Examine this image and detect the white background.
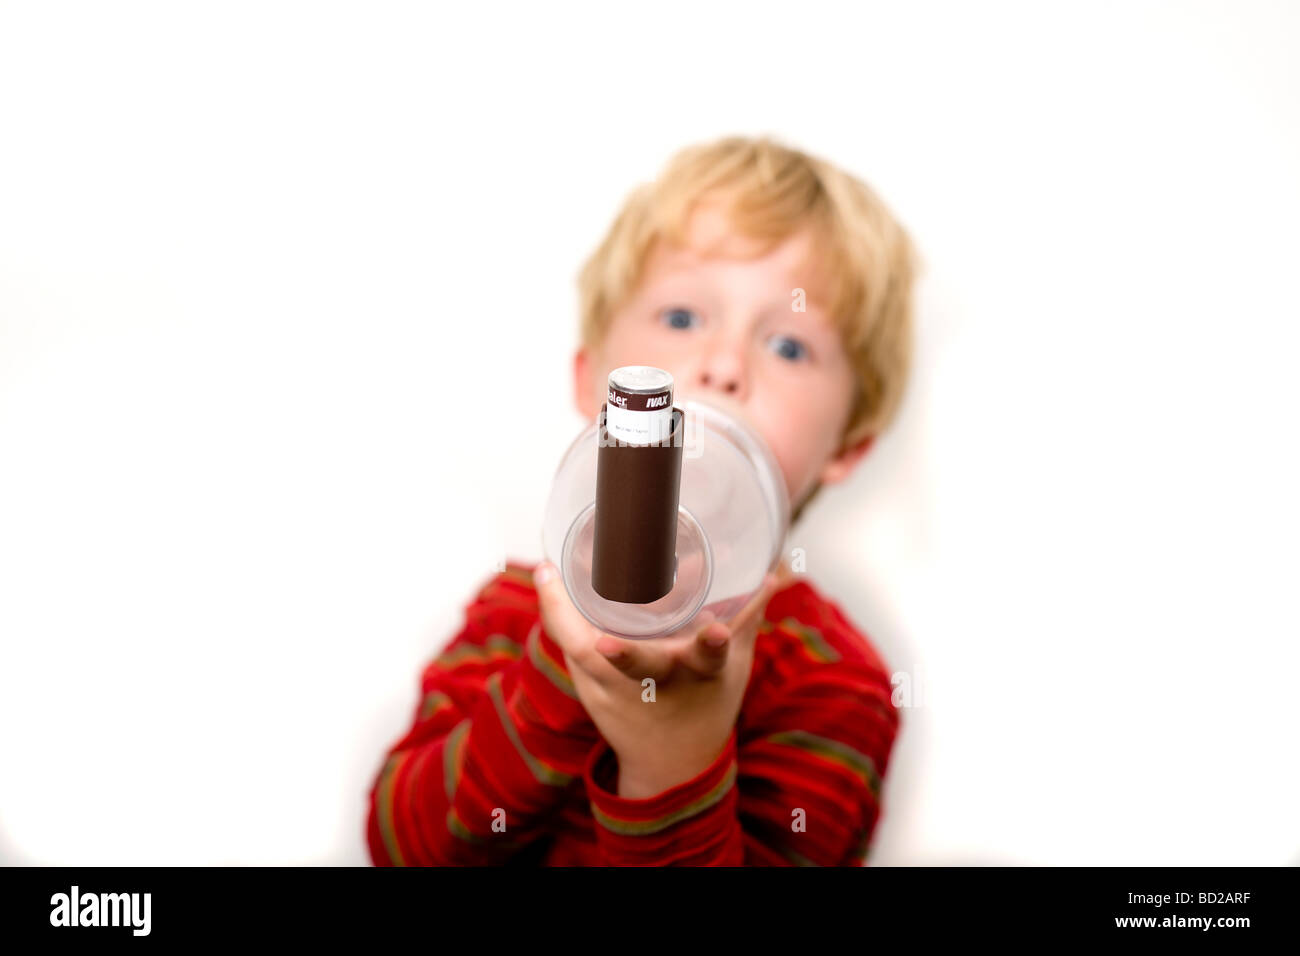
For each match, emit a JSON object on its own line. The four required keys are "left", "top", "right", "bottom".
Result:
{"left": 1, "top": 1, "right": 1297, "bottom": 865}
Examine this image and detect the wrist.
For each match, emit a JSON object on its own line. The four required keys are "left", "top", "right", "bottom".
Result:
{"left": 615, "top": 737, "right": 731, "bottom": 799}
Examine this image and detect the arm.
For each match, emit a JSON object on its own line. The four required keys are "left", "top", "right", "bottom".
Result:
{"left": 581, "top": 636, "right": 900, "bottom": 866}
{"left": 366, "top": 566, "right": 598, "bottom": 865}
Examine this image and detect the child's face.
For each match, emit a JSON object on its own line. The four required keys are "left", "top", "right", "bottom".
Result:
{"left": 573, "top": 201, "right": 873, "bottom": 513}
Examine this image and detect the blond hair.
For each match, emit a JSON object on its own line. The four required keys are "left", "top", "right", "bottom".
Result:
{"left": 577, "top": 135, "right": 918, "bottom": 520}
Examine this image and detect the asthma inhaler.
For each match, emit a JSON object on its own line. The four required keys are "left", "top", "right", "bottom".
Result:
{"left": 590, "top": 366, "right": 685, "bottom": 604}
{"left": 541, "top": 375, "right": 788, "bottom": 640}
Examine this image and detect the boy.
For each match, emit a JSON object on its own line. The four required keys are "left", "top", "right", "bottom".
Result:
{"left": 366, "top": 135, "right": 917, "bottom": 866}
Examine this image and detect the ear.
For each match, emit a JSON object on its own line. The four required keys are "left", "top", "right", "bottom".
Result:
{"left": 573, "top": 346, "right": 598, "bottom": 421}
{"left": 818, "top": 433, "right": 875, "bottom": 486}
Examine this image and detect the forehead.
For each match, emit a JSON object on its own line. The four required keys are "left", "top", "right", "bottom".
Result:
{"left": 645, "top": 201, "right": 823, "bottom": 289}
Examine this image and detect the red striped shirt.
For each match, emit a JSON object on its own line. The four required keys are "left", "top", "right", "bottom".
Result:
{"left": 365, "top": 560, "right": 900, "bottom": 866}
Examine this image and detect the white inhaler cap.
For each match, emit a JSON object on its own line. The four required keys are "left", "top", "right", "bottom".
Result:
{"left": 605, "top": 366, "right": 674, "bottom": 445}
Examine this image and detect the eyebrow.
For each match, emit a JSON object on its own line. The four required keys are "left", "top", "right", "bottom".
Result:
{"left": 758, "top": 297, "right": 833, "bottom": 329}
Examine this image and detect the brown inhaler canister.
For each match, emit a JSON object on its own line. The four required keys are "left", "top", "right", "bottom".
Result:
{"left": 590, "top": 403, "right": 685, "bottom": 604}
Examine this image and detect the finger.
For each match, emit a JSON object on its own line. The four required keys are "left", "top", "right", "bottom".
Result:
{"left": 593, "top": 633, "right": 676, "bottom": 683}
{"left": 662, "top": 576, "right": 777, "bottom": 677}
{"left": 681, "top": 619, "right": 732, "bottom": 676}
{"left": 531, "top": 560, "right": 593, "bottom": 657}
{"left": 623, "top": 609, "right": 722, "bottom": 679}
{"left": 593, "top": 602, "right": 718, "bottom": 679}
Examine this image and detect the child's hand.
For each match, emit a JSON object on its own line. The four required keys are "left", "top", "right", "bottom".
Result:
{"left": 532, "top": 560, "right": 779, "bottom": 798}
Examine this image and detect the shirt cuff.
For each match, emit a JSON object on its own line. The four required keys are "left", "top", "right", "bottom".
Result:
{"left": 583, "top": 730, "right": 741, "bottom": 865}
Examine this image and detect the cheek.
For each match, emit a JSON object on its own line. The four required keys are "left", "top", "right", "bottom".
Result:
{"left": 748, "top": 398, "right": 820, "bottom": 507}
{"left": 599, "top": 320, "right": 666, "bottom": 371}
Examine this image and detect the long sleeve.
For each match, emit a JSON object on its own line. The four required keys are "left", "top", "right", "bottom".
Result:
{"left": 366, "top": 566, "right": 598, "bottom": 865}
{"left": 733, "top": 657, "right": 900, "bottom": 865}
{"left": 581, "top": 607, "right": 901, "bottom": 866}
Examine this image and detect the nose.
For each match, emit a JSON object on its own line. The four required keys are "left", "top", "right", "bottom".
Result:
{"left": 694, "top": 340, "right": 747, "bottom": 400}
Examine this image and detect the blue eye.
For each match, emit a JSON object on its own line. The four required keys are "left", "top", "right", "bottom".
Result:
{"left": 768, "top": 335, "right": 808, "bottom": 361}
{"left": 660, "top": 307, "right": 700, "bottom": 330}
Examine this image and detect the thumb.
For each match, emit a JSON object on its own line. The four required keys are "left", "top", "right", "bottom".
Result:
{"left": 531, "top": 560, "right": 588, "bottom": 654}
